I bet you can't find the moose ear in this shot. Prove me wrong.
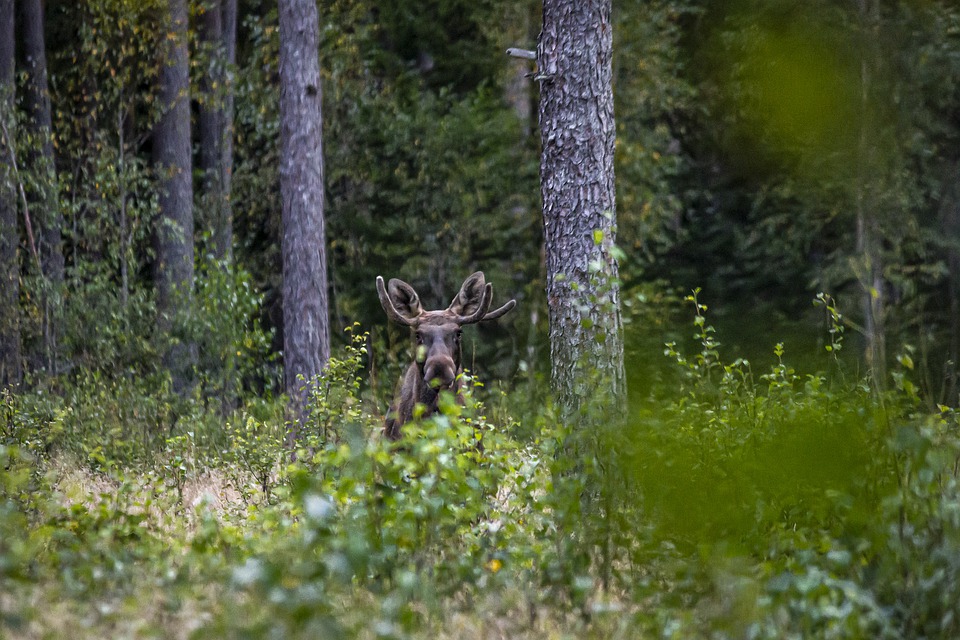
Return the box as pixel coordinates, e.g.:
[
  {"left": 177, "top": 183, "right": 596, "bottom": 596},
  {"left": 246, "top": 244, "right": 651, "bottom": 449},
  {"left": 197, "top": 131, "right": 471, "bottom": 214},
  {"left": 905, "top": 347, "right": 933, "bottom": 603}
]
[
  {"left": 447, "top": 272, "right": 487, "bottom": 316},
  {"left": 386, "top": 278, "right": 423, "bottom": 320}
]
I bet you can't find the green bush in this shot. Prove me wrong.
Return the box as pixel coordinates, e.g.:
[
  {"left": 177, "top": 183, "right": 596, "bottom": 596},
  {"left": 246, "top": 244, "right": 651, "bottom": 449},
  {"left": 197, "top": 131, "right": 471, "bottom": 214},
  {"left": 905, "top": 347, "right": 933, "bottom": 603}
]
[
  {"left": 4, "top": 297, "right": 960, "bottom": 638},
  {"left": 574, "top": 292, "right": 960, "bottom": 637}
]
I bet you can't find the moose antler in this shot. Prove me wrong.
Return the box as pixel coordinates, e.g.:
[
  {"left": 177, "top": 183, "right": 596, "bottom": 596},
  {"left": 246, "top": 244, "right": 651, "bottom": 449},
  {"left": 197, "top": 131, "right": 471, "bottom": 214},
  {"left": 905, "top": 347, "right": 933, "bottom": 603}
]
[
  {"left": 376, "top": 276, "right": 419, "bottom": 326},
  {"left": 379, "top": 271, "right": 517, "bottom": 440},
  {"left": 483, "top": 299, "right": 516, "bottom": 321},
  {"left": 450, "top": 283, "right": 493, "bottom": 325}
]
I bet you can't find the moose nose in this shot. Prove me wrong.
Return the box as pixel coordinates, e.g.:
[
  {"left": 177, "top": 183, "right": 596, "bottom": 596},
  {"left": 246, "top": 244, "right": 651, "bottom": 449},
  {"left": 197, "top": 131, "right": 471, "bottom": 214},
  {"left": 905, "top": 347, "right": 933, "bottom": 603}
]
[{"left": 424, "top": 358, "right": 456, "bottom": 390}]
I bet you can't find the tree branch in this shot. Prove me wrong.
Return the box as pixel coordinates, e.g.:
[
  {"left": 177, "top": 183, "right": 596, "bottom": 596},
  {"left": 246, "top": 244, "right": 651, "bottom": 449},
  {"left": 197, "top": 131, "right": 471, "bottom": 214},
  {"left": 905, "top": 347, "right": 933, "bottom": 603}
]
[{"left": 0, "top": 117, "right": 42, "bottom": 274}]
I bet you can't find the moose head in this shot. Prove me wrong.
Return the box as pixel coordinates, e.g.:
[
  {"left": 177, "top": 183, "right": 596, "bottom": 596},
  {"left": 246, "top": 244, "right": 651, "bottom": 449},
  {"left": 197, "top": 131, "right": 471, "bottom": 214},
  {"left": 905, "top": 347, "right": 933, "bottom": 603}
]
[{"left": 377, "top": 271, "right": 516, "bottom": 440}]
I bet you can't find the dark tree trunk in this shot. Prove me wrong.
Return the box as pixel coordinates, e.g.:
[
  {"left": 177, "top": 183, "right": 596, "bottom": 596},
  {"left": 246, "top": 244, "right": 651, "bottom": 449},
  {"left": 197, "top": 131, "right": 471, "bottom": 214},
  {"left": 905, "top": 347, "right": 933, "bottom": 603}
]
[
  {"left": 279, "top": 0, "right": 330, "bottom": 442},
  {"left": 220, "top": 0, "right": 237, "bottom": 262},
  {"left": 199, "top": 0, "right": 231, "bottom": 261},
  {"left": 200, "top": 0, "right": 237, "bottom": 411},
  {"left": 0, "top": 0, "right": 21, "bottom": 388},
  {"left": 153, "top": 0, "right": 196, "bottom": 396},
  {"left": 537, "top": 0, "right": 625, "bottom": 416},
  {"left": 944, "top": 178, "right": 960, "bottom": 405},
  {"left": 19, "top": 0, "right": 62, "bottom": 375}
]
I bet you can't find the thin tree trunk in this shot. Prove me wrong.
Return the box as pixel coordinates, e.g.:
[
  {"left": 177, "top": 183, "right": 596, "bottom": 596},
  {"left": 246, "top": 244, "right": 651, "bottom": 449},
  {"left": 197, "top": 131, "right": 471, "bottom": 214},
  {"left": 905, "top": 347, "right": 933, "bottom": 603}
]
[
  {"left": 939, "top": 162, "right": 960, "bottom": 404},
  {"left": 537, "top": 0, "right": 626, "bottom": 416},
  {"left": 19, "top": 0, "right": 62, "bottom": 375},
  {"left": 203, "top": 0, "right": 238, "bottom": 411},
  {"left": 945, "top": 208, "right": 960, "bottom": 405},
  {"left": 0, "top": 0, "right": 21, "bottom": 388},
  {"left": 220, "top": 0, "right": 237, "bottom": 263},
  {"left": 118, "top": 106, "right": 129, "bottom": 310},
  {"left": 199, "top": 0, "right": 230, "bottom": 261},
  {"left": 505, "top": 2, "right": 534, "bottom": 137},
  {"left": 154, "top": 0, "right": 196, "bottom": 396},
  {"left": 856, "top": 0, "right": 886, "bottom": 387},
  {"left": 279, "top": 0, "right": 330, "bottom": 443}
]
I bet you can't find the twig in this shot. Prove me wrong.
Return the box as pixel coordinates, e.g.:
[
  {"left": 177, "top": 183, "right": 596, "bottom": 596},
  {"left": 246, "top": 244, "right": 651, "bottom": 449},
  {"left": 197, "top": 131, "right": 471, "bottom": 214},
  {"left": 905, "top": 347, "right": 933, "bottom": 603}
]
[{"left": 506, "top": 47, "right": 537, "bottom": 60}]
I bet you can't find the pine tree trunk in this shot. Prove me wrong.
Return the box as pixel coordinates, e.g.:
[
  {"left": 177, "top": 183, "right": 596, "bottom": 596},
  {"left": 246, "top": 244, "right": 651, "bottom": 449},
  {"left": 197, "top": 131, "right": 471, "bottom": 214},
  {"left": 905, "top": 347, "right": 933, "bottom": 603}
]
[
  {"left": 942, "top": 166, "right": 960, "bottom": 404},
  {"left": 857, "top": 0, "right": 886, "bottom": 387},
  {"left": 220, "top": 0, "right": 237, "bottom": 263},
  {"left": 505, "top": 2, "right": 534, "bottom": 137},
  {"left": 0, "top": 0, "right": 21, "bottom": 388},
  {"left": 279, "top": 0, "right": 331, "bottom": 441},
  {"left": 153, "top": 0, "right": 196, "bottom": 396},
  {"left": 199, "top": 0, "right": 230, "bottom": 261},
  {"left": 19, "top": 0, "right": 62, "bottom": 375},
  {"left": 201, "top": 0, "right": 238, "bottom": 411},
  {"left": 537, "top": 0, "right": 626, "bottom": 416}
]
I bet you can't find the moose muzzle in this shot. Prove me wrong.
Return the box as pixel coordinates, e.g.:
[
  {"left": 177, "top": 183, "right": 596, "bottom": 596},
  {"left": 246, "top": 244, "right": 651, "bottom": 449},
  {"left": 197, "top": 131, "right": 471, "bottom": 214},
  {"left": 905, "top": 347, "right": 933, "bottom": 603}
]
[{"left": 423, "top": 354, "right": 457, "bottom": 391}]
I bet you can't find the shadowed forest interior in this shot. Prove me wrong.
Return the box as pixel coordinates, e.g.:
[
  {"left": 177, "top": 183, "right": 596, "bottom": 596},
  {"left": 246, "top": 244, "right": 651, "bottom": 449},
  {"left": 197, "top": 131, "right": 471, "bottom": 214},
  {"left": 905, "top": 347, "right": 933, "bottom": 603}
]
[{"left": 3, "top": 1, "right": 960, "bottom": 637}]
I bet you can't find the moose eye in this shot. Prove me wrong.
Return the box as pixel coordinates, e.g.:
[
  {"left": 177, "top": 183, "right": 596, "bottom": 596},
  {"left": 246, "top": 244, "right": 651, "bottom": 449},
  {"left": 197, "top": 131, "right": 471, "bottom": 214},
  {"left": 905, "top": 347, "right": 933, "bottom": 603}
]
[
  {"left": 415, "top": 332, "right": 424, "bottom": 345},
  {"left": 455, "top": 331, "right": 462, "bottom": 343}
]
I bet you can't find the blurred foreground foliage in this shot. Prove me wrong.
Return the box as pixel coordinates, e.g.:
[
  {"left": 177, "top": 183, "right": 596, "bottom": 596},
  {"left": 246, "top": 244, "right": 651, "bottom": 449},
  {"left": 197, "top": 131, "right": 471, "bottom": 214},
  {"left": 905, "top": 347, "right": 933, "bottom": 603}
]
[
  {"left": 3, "top": 303, "right": 960, "bottom": 638},
  {"left": 5, "top": 0, "right": 960, "bottom": 636}
]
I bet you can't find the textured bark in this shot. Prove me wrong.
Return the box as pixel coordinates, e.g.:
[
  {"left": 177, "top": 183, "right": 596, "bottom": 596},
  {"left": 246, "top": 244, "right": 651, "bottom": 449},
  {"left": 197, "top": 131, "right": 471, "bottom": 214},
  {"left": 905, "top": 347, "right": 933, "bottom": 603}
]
[
  {"left": 537, "top": 0, "right": 625, "bottom": 415},
  {"left": 153, "top": 0, "right": 196, "bottom": 395},
  {"left": 0, "top": 0, "right": 21, "bottom": 388},
  {"left": 279, "top": 0, "right": 330, "bottom": 439},
  {"left": 199, "top": 0, "right": 231, "bottom": 261},
  {"left": 19, "top": 0, "right": 62, "bottom": 374}
]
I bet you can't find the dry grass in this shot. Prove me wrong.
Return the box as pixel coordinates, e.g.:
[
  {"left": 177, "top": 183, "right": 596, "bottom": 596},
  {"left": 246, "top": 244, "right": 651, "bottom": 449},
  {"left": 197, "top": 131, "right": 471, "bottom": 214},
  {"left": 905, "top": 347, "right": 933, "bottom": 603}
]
[{"left": 45, "top": 453, "right": 250, "bottom": 526}]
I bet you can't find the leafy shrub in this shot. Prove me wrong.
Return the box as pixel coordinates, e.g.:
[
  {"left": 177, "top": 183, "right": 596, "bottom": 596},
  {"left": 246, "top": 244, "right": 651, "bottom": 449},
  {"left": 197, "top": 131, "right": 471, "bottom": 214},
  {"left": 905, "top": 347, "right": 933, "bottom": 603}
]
[
  {"left": 6, "top": 295, "right": 960, "bottom": 638},
  {"left": 569, "top": 292, "right": 960, "bottom": 637},
  {"left": 223, "top": 413, "right": 285, "bottom": 503},
  {"left": 194, "top": 330, "right": 553, "bottom": 637},
  {"left": 190, "top": 258, "right": 279, "bottom": 412}
]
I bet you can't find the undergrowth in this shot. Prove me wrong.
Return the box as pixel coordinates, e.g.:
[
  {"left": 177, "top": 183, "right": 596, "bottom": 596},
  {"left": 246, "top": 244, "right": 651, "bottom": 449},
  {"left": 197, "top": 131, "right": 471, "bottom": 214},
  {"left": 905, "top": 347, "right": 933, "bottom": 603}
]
[{"left": 2, "top": 298, "right": 960, "bottom": 638}]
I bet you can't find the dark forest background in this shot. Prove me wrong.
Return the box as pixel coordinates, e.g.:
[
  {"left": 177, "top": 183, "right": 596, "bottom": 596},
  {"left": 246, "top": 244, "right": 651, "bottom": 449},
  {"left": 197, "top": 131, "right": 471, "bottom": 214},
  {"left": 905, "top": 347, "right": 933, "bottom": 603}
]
[{"left": 3, "top": 0, "right": 960, "bottom": 408}]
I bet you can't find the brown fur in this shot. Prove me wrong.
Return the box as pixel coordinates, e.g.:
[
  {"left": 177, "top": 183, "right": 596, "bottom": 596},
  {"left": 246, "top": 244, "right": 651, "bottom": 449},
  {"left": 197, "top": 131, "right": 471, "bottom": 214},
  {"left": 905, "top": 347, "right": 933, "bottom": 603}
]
[{"left": 378, "top": 272, "right": 515, "bottom": 440}]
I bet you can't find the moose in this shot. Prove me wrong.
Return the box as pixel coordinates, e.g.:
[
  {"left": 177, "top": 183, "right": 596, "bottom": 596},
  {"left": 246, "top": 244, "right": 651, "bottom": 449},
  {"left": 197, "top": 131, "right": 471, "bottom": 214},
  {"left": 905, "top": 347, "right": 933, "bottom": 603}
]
[{"left": 377, "top": 272, "right": 516, "bottom": 440}]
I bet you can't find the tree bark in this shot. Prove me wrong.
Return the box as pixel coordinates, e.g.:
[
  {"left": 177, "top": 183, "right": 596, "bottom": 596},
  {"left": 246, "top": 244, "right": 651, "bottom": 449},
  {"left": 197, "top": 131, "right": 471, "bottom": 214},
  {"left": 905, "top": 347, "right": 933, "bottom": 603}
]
[
  {"left": 279, "top": 0, "right": 331, "bottom": 441},
  {"left": 220, "top": 0, "right": 237, "bottom": 262},
  {"left": 199, "top": 0, "right": 231, "bottom": 261},
  {"left": 941, "top": 163, "right": 960, "bottom": 405},
  {"left": 19, "top": 0, "right": 62, "bottom": 375},
  {"left": 0, "top": 0, "right": 21, "bottom": 388},
  {"left": 201, "top": 0, "right": 238, "bottom": 411},
  {"left": 856, "top": 0, "right": 886, "bottom": 387},
  {"left": 505, "top": 2, "right": 535, "bottom": 137},
  {"left": 537, "top": 0, "right": 626, "bottom": 416},
  {"left": 153, "top": 0, "right": 196, "bottom": 396}
]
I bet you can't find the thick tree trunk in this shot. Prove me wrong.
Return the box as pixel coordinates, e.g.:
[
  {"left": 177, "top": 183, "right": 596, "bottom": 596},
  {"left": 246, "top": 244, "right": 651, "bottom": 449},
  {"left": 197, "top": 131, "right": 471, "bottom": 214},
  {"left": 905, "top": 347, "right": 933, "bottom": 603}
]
[
  {"left": 0, "top": 0, "right": 21, "bottom": 388},
  {"left": 199, "top": 0, "right": 231, "bottom": 261},
  {"left": 19, "top": 0, "right": 62, "bottom": 375},
  {"left": 279, "top": 0, "right": 331, "bottom": 440},
  {"left": 537, "top": 0, "right": 626, "bottom": 416},
  {"left": 153, "top": 0, "right": 196, "bottom": 396}
]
